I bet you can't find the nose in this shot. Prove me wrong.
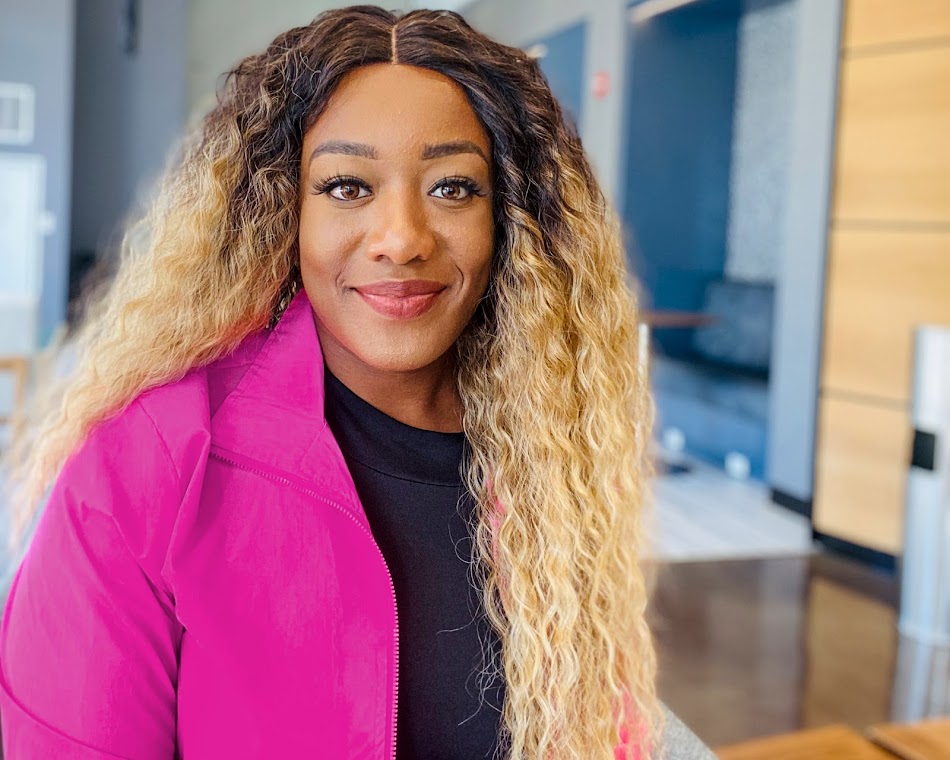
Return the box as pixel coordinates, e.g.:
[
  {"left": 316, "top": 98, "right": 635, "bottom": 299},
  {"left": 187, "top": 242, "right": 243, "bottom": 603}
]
[{"left": 365, "top": 187, "right": 437, "bottom": 265}]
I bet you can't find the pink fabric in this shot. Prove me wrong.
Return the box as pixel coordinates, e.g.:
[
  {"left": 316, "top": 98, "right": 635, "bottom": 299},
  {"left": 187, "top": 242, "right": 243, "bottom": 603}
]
[
  {"left": 0, "top": 292, "right": 394, "bottom": 758},
  {"left": 0, "top": 289, "right": 641, "bottom": 759}
]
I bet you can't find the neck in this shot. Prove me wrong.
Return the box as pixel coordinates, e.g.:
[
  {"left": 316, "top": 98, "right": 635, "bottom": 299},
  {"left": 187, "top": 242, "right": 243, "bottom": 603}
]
[{"left": 319, "top": 337, "right": 464, "bottom": 434}]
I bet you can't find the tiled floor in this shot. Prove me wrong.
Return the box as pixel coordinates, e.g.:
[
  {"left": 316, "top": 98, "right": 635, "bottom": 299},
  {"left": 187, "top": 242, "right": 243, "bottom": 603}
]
[{"left": 648, "top": 455, "right": 815, "bottom": 562}]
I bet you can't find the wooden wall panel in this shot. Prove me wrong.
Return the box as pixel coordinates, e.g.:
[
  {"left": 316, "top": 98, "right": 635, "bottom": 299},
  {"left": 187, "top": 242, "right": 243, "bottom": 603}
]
[
  {"left": 844, "top": 0, "right": 950, "bottom": 51},
  {"left": 814, "top": 396, "right": 912, "bottom": 555},
  {"left": 832, "top": 44, "right": 950, "bottom": 223},
  {"left": 817, "top": 0, "right": 950, "bottom": 556},
  {"left": 821, "top": 229, "right": 950, "bottom": 402}
]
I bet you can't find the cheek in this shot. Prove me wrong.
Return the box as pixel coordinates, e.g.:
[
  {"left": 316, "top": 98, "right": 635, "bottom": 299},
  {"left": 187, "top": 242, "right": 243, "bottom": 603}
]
[
  {"left": 298, "top": 205, "right": 358, "bottom": 282},
  {"left": 456, "top": 216, "right": 494, "bottom": 291},
  {"left": 439, "top": 203, "right": 493, "bottom": 259}
]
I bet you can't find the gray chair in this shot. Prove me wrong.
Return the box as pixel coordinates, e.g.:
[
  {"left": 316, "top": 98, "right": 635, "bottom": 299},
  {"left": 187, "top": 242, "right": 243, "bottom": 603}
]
[{"left": 651, "top": 279, "right": 774, "bottom": 478}]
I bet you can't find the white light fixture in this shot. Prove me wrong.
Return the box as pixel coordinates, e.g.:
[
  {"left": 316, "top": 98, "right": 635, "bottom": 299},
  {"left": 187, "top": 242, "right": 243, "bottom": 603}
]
[
  {"left": 630, "top": 0, "right": 701, "bottom": 23},
  {"left": 525, "top": 43, "right": 548, "bottom": 60}
]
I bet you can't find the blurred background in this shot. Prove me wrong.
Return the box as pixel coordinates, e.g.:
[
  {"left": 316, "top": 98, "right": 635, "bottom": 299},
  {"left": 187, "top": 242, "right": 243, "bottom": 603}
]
[{"left": 1, "top": 0, "right": 949, "bottom": 756}]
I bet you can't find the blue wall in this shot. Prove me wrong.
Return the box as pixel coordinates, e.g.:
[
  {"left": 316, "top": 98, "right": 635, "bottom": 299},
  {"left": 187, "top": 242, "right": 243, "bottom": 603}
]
[
  {"left": 528, "top": 21, "right": 587, "bottom": 134},
  {"left": 621, "top": 5, "right": 739, "bottom": 356}
]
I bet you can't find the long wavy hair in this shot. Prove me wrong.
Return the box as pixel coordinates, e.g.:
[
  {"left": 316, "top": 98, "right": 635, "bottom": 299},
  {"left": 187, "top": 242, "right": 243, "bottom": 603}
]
[{"left": 6, "top": 6, "right": 660, "bottom": 758}]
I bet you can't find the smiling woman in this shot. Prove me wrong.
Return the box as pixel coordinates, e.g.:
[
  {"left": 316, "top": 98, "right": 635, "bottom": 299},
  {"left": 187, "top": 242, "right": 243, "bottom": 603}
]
[
  {"left": 300, "top": 65, "right": 495, "bottom": 431},
  {"left": 1, "top": 5, "right": 666, "bottom": 760}
]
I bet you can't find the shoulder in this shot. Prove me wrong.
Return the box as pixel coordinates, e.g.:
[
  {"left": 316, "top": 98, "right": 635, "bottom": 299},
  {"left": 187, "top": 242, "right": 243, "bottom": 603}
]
[
  {"left": 122, "top": 325, "right": 272, "bottom": 478},
  {"left": 134, "top": 324, "right": 271, "bottom": 435},
  {"left": 57, "top": 327, "right": 273, "bottom": 581},
  {"left": 54, "top": 382, "right": 204, "bottom": 593}
]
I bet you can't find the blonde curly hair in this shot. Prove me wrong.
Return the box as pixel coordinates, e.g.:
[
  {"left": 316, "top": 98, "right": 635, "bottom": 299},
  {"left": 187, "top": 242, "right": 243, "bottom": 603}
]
[{"left": 6, "top": 6, "right": 661, "bottom": 758}]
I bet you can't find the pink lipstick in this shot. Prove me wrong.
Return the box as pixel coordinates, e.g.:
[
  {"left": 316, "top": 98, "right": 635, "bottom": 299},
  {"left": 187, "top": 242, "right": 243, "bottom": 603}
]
[{"left": 354, "top": 280, "right": 447, "bottom": 320}]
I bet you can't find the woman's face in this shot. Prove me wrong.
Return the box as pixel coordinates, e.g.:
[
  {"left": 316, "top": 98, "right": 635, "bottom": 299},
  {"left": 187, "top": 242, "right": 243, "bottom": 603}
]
[{"left": 298, "top": 64, "right": 494, "bottom": 378}]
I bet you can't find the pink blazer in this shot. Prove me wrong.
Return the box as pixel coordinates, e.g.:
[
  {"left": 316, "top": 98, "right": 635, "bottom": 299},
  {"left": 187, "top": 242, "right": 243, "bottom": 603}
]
[
  {"left": 0, "top": 290, "right": 640, "bottom": 759},
  {"left": 0, "top": 293, "right": 399, "bottom": 760}
]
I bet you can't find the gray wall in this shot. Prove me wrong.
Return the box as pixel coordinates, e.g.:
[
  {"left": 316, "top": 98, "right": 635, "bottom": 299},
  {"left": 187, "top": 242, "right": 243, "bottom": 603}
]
[
  {"left": 464, "top": 0, "right": 628, "bottom": 203},
  {"left": 766, "top": 0, "right": 842, "bottom": 504},
  {"left": 726, "top": 0, "right": 796, "bottom": 283},
  {"left": 187, "top": 0, "right": 412, "bottom": 118},
  {"left": 0, "top": 0, "right": 75, "bottom": 345},
  {"left": 71, "top": 0, "right": 188, "bottom": 257}
]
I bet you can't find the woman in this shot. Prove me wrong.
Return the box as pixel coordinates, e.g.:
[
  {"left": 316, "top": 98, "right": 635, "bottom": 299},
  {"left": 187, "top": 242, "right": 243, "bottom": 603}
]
[{"left": 0, "top": 6, "right": 704, "bottom": 759}]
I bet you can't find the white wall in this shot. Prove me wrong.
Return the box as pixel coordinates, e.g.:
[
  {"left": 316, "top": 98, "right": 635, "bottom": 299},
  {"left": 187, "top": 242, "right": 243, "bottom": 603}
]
[{"left": 726, "top": 0, "right": 796, "bottom": 283}]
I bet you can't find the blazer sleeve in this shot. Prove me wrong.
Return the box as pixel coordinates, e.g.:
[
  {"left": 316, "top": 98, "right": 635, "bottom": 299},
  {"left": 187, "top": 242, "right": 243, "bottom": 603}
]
[{"left": 0, "top": 400, "right": 185, "bottom": 759}]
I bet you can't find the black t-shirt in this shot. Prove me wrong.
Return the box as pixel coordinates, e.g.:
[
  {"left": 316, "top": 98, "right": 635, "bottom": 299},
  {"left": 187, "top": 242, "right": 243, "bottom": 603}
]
[{"left": 323, "top": 367, "right": 505, "bottom": 759}]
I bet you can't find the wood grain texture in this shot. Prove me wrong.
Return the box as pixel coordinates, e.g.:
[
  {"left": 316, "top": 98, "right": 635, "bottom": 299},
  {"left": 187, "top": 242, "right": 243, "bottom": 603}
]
[
  {"left": 821, "top": 0, "right": 950, "bottom": 554},
  {"left": 832, "top": 44, "right": 950, "bottom": 224},
  {"left": 716, "top": 725, "right": 893, "bottom": 760},
  {"left": 844, "top": 0, "right": 950, "bottom": 51},
  {"left": 869, "top": 718, "right": 950, "bottom": 760},
  {"left": 821, "top": 228, "right": 950, "bottom": 403},
  {"left": 813, "top": 396, "right": 912, "bottom": 555}
]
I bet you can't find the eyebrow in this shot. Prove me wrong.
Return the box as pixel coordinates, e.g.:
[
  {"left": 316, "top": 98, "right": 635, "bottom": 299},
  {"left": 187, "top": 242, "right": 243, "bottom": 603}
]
[
  {"left": 309, "top": 140, "right": 378, "bottom": 161},
  {"left": 421, "top": 140, "right": 490, "bottom": 166},
  {"left": 309, "top": 139, "right": 490, "bottom": 167}
]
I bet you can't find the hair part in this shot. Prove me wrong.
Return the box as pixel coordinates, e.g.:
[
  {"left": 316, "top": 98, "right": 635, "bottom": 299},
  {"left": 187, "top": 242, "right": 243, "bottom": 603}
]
[{"left": 5, "top": 7, "right": 661, "bottom": 758}]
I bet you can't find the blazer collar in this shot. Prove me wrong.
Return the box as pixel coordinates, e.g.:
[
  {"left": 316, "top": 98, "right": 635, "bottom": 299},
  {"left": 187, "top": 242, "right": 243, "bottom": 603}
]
[{"left": 210, "top": 289, "right": 364, "bottom": 517}]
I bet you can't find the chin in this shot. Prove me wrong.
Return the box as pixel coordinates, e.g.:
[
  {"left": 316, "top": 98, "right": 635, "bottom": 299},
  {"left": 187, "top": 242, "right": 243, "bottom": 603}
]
[{"left": 346, "top": 335, "right": 450, "bottom": 375}]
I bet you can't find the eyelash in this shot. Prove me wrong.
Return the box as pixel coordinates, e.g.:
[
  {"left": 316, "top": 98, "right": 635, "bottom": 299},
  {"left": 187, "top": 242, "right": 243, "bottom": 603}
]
[
  {"left": 436, "top": 177, "right": 486, "bottom": 199},
  {"left": 309, "top": 174, "right": 486, "bottom": 200},
  {"left": 309, "top": 175, "right": 364, "bottom": 198}
]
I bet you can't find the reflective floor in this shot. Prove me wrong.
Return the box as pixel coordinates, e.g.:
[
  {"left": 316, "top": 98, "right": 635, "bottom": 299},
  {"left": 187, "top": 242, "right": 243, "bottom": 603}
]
[
  {"left": 648, "top": 456, "right": 814, "bottom": 562},
  {"left": 653, "top": 552, "right": 950, "bottom": 748}
]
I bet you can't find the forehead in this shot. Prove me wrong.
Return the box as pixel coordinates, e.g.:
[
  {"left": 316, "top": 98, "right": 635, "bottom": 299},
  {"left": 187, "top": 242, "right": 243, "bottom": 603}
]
[{"left": 304, "top": 64, "right": 491, "bottom": 157}]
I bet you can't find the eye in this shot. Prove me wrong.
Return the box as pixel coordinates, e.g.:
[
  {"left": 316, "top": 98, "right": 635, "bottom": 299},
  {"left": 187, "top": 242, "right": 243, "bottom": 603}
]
[
  {"left": 311, "top": 175, "right": 372, "bottom": 201},
  {"left": 430, "top": 177, "right": 483, "bottom": 201},
  {"left": 330, "top": 182, "right": 369, "bottom": 201}
]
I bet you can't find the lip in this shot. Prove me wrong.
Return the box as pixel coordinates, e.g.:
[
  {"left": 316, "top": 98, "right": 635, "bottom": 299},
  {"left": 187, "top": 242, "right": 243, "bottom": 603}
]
[
  {"left": 355, "top": 280, "right": 448, "bottom": 297},
  {"left": 354, "top": 280, "right": 448, "bottom": 320}
]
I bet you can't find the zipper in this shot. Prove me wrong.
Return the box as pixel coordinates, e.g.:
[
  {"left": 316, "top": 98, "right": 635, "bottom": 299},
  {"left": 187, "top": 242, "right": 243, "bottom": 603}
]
[{"left": 210, "top": 449, "right": 400, "bottom": 759}]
